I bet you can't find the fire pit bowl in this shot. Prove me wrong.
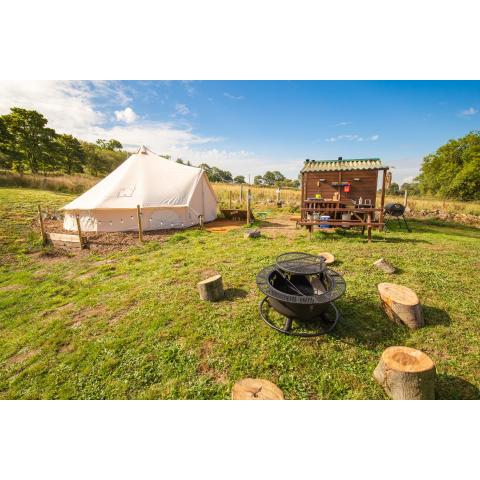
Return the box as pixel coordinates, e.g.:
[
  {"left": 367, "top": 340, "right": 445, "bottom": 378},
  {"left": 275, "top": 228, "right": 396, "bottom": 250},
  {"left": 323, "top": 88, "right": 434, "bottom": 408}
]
[{"left": 256, "top": 253, "right": 346, "bottom": 337}]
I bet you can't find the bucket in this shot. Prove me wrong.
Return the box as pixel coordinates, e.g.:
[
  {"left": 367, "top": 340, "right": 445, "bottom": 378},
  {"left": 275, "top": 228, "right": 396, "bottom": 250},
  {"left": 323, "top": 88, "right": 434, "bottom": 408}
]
[
  {"left": 341, "top": 213, "right": 351, "bottom": 228},
  {"left": 319, "top": 215, "right": 330, "bottom": 228}
]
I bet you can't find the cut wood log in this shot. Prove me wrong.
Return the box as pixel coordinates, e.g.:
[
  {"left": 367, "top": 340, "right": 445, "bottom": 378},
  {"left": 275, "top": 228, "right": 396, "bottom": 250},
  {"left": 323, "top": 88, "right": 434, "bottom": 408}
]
[
  {"left": 197, "top": 274, "right": 224, "bottom": 301},
  {"left": 373, "top": 258, "right": 395, "bottom": 274},
  {"left": 373, "top": 346, "right": 436, "bottom": 399},
  {"left": 244, "top": 229, "right": 261, "bottom": 239},
  {"left": 318, "top": 252, "right": 335, "bottom": 264},
  {"left": 378, "top": 282, "right": 424, "bottom": 329},
  {"left": 231, "top": 378, "right": 284, "bottom": 400}
]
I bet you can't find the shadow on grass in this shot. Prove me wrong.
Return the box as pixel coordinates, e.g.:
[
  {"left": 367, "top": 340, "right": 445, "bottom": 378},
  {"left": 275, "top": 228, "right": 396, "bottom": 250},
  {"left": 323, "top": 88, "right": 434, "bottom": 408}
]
[
  {"left": 436, "top": 374, "right": 479, "bottom": 400},
  {"left": 382, "top": 235, "right": 431, "bottom": 245},
  {"left": 222, "top": 288, "right": 248, "bottom": 301},
  {"left": 424, "top": 305, "right": 451, "bottom": 327},
  {"left": 331, "top": 297, "right": 409, "bottom": 349}
]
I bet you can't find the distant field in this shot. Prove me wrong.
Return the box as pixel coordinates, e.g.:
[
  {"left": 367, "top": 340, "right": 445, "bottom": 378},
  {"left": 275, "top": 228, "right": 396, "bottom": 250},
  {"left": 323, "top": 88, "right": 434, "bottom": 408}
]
[
  {"left": 1, "top": 170, "right": 479, "bottom": 218},
  {"left": 0, "top": 187, "right": 479, "bottom": 399}
]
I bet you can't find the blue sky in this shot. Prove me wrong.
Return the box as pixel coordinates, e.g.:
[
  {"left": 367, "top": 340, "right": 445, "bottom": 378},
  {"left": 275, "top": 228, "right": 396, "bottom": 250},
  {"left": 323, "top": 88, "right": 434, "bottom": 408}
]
[{"left": 1, "top": 80, "right": 479, "bottom": 183}]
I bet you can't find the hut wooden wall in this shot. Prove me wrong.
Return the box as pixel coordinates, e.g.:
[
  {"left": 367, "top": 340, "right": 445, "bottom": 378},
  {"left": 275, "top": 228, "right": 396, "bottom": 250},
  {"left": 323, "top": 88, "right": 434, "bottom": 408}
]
[{"left": 303, "top": 170, "right": 379, "bottom": 205}]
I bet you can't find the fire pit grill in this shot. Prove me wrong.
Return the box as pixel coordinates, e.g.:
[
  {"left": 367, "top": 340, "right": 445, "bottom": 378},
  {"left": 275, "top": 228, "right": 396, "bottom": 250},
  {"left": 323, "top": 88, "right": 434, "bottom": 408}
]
[
  {"left": 275, "top": 252, "right": 326, "bottom": 276},
  {"left": 256, "top": 253, "right": 346, "bottom": 337}
]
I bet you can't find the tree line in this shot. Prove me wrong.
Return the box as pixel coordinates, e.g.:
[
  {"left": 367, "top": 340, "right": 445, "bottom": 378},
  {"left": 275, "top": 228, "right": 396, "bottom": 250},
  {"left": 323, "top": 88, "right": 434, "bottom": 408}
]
[
  {"left": 383, "top": 131, "right": 479, "bottom": 201},
  {"left": 0, "top": 107, "right": 129, "bottom": 176},
  {"left": 0, "top": 107, "right": 299, "bottom": 188}
]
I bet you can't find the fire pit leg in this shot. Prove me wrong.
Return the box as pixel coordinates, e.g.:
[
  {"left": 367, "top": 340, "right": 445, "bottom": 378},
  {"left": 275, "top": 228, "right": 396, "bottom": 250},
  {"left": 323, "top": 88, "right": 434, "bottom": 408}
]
[{"left": 284, "top": 318, "right": 293, "bottom": 332}]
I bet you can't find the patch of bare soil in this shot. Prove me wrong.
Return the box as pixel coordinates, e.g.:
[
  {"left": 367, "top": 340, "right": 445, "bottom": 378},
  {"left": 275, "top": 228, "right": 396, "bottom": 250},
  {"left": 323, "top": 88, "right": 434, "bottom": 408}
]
[
  {"left": 0, "top": 284, "right": 24, "bottom": 292},
  {"left": 34, "top": 248, "right": 75, "bottom": 263},
  {"left": 70, "top": 304, "right": 108, "bottom": 328},
  {"left": 5, "top": 349, "right": 39, "bottom": 365},
  {"left": 58, "top": 343, "right": 75, "bottom": 354},
  {"left": 204, "top": 219, "right": 243, "bottom": 233},
  {"left": 41, "top": 218, "right": 178, "bottom": 252},
  {"left": 258, "top": 217, "right": 301, "bottom": 238},
  {"left": 197, "top": 339, "right": 227, "bottom": 384},
  {"left": 75, "top": 271, "right": 97, "bottom": 281}
]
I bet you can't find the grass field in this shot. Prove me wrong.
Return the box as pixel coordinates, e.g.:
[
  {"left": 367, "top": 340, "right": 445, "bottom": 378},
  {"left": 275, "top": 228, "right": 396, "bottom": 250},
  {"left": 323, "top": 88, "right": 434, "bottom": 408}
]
[
  {"left": 2, "top": 171, "right": 480, "bottom": 217},
  {"left": 0, "top": 187, "right": 479, "bottom": 399}
]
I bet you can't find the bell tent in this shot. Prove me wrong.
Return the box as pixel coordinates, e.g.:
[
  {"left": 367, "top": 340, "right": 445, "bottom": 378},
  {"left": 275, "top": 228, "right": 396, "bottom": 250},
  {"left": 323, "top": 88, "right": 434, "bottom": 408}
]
[{"left": 62, "top": 146, "right": 217, "bottom": 232}]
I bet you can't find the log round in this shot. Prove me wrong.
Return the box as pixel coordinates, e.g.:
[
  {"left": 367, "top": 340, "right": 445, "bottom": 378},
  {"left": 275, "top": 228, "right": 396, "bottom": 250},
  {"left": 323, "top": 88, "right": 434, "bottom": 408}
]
[
  {"left": 197, "top": 274, "right": 224, "bottom": 301},
  {"left": 378, "top": 282, "right": 424, "bottom": 329},
  {"left": 373, "top": 258, "right": 395, "bottom": 274},
  {"left": 373, "top": 346, "right": 436, "bottom": 400},
  {"left": 318, "top": 252, "right": 335, "bottom": 264},
  {"left": 231, "top": 378, "right": 284, "bottom": 400}
]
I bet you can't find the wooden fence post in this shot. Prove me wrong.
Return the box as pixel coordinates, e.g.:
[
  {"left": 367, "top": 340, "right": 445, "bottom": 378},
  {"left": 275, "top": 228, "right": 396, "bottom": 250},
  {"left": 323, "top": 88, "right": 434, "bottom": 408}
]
[
  {"left": 246, "top": 188, "right": 251, "bottom": 225},
  {"left": 37, "top": 205, "right": 47, "bottom": 246},
  {"left": 199, "top": 214, "right": 204, "bottom": 229},
  {"left": 136, "top": 205, "right": 143, "bottom": 243},
  {"left": 75, "top": 214, "right": 84, "bottom": 248}
]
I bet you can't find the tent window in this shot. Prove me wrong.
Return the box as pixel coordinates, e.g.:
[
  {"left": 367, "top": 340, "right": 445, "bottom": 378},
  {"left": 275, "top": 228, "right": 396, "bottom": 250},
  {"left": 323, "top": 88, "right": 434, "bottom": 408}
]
[{"left": 117, "top": 186, "right": 136, "bottom": 197}]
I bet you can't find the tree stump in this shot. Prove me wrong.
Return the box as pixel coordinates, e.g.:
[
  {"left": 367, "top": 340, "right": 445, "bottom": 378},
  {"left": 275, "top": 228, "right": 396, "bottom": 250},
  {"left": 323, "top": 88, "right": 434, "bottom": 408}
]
[
  {"left": 373, "top": 346, "right": 436, "bottom": 399},
  {"left": 318, "top": 252, "right": 335, "bottom": 264},
  {"left": 373, "top": 258, "right": 395, "bottom": 274},
  {"left": 197, "top": 274, "right": 224, "bottom": 301},
  {"left": 377, "top": 282, "right": 424, "bottom": 329},
  {"left": 231, "top": 378, "right": 284, "bottom": 400}
]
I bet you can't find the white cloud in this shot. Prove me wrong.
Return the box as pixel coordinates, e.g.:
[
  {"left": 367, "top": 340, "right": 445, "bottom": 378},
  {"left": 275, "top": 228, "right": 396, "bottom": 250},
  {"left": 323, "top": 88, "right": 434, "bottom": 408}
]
[
  {"left": 224, "top": 92, "right": 245, "bottom": 100},
  {"left": 0, "top": 80, "right": 105, "bottom": 134},
  {"left": 326, "top": 133, "right": 379, "bottom": 142},
  {"left": 114, "top": 107, "right": 138, "bottom": 123},
  {"left": 174, "top": 103, "right": 190, "bottom": 116},
  {"left": 459, "top": 107, "right": 478, "bottom": 117},
  {"left": 335, "top": 121, "right": 351, "bottom": 126},
  {"left": 0, "top": 80, "right": 297, "bottom": 178}
]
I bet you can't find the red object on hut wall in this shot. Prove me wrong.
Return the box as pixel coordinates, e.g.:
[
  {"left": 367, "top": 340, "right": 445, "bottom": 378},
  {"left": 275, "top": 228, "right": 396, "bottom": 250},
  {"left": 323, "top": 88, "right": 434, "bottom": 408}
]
[{"left": 343, "top": 182, "right": 351, "bottom": 193}]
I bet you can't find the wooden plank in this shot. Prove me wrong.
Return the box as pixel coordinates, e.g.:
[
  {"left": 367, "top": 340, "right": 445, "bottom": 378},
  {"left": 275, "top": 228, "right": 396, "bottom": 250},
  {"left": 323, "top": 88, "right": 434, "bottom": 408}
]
[
  {"left": 136, "top": 205, "right": 143, "bottom": 243},
  {"left": 379, "top": 168, "right": 387, "bottom": 230},
  {"left": 47, "top": 232, "right": 86, "bottom": 248},
  {"left": 75, "top": 214, "right": 84, "bottom": 248},
  {"left": 47, "top": 232, "right": 83, "bottom": 243},
  {"left": 37, "top": 205, "right": 47, "bottom": 246}
]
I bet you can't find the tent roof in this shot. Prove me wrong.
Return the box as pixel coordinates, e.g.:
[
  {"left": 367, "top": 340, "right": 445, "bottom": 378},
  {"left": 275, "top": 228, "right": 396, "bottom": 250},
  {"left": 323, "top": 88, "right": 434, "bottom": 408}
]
[{"left": 62, "top": 146, "right": 215, "bottom": 210}]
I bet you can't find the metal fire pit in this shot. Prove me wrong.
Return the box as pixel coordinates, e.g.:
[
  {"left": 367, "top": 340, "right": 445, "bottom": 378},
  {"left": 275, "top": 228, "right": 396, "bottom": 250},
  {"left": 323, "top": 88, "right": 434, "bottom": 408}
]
[{"left": 256, "top": 253, "right": 346, "bottom": 337}]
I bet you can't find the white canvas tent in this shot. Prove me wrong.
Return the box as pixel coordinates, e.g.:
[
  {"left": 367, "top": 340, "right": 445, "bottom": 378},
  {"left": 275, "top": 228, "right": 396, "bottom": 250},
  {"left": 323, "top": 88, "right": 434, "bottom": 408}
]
[{"left": 62, "top": 146, "right": 217, "bottom": 232}]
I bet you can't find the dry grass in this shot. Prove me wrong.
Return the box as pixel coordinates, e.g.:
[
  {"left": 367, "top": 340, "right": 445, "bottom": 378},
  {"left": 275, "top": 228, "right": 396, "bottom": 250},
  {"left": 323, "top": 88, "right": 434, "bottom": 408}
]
[
  {"left": 211, "top": 183, "right": 301, "bottom": 207},
  {"left": 2, "top": 171, "right": 478, "bottom": 217},
  {"left": 0, "top": 171, "right": 99, "bottom": 194}
]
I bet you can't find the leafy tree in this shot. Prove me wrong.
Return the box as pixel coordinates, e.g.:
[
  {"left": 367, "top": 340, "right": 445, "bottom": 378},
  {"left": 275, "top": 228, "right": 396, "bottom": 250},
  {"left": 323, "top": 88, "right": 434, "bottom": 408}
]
[
  {"left": 400, "top": 182, "right": 420, "bottom": 196},
  {"left": 253, "top": 175, "right": 264, "bottom": 185},
  {"left": 386, "top": 182, "right": 400, "bottom": 195},
  {"left": 96, "top": 138, "right": 123, "bottom": 151},
  {"left": 56, "top": 134, "right": 85, "bottom": 175},
  {"left": 0, "top": 116, "right": 16, "bottom": 169},
  {"left": 1, "top": 108, "right": 56, "bottom": 173},
  {"left": 233, "top": 175, "right": 246, "bottom": 184},
  {"left": 417, "top": 131, "right": 480, "bottom": 200}
]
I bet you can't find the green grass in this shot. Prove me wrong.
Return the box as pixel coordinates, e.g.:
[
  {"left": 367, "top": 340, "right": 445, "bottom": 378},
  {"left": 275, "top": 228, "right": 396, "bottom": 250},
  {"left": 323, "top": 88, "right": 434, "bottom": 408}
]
[{"left": 0, "top": 187, "right": 479, "bottom": 399}]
